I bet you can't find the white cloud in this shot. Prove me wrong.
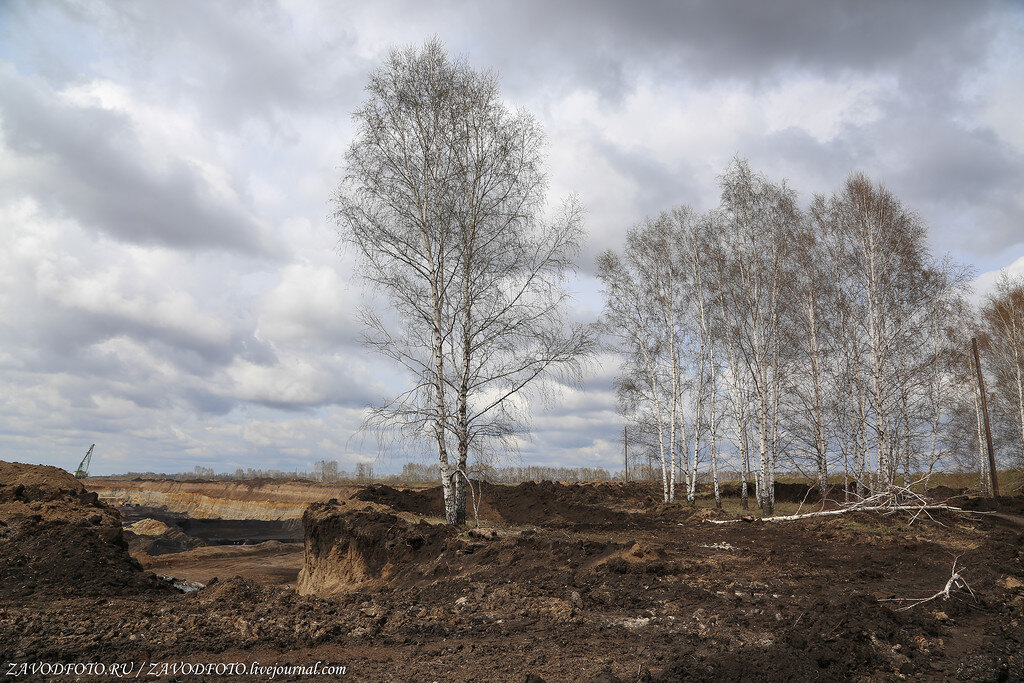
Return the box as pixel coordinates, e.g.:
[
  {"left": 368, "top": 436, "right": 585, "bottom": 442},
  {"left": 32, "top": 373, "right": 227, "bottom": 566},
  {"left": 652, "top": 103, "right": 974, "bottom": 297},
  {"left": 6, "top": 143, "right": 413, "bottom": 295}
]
[
  {"left": 971, "top": 254, "right": 1024, "bottom": 303},
  {"left": 256, "top": 260, "right": 360, "bottom": 345}
]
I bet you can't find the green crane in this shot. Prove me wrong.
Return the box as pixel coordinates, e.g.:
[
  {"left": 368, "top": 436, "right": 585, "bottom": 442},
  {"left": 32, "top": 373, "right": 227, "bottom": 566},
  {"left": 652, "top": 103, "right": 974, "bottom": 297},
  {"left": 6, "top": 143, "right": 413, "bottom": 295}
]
[{"left": 74, "top": 444, "right": 95, "bottom": 479}]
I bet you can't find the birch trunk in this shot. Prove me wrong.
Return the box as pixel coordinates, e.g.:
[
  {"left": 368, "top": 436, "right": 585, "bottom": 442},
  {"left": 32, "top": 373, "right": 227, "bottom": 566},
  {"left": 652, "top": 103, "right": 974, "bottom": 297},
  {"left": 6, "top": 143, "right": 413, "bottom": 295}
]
[
  {"left": 974, "top": 389, "right": 988, "bottom": 493},
  {"left": 806, "top": 293, "right": 829, "bottom": 497},
  {"left": 756, "top": 369, "right": 773, "bottom": 515},
  {"left": 709, "top": 345, "right": 721, "bottom": 508},
  {"left": 1013, "top": 324, "right": 1024, "bottom": 463},
  {"left": 688, "top": 351, "right": 705, "bottom": 504}
]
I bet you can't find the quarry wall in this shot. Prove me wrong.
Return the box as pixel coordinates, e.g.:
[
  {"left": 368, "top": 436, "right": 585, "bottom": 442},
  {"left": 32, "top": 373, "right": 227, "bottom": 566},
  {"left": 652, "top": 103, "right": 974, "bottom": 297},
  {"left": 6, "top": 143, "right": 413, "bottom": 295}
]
[{"left": 86, "top": 478, "right": 357, "bottom": 521}]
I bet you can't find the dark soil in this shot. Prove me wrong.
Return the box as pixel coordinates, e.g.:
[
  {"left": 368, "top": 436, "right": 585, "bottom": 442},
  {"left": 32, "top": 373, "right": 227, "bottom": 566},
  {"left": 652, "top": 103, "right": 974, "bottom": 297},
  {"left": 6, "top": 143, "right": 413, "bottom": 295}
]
[
  {"left": 960, "top": 494, "right": 1024, "bottom": 516},
  {"left": 925, "top": 485, "right": 971, "bottom": 501},
  {"left": 354, "top": 484, "right": 444, "bottom": 517},
  {"left": 356, "top": 480, "right": 681, "bottom": 529},
  {"left": 716, "top": 481, "right": 822, "bottom": 503},
  {"left": 356, "top": 479, "right": 863, "bottom": 524},
  {"left": 298, "top": 504, "right": 454, "bottom": 593},
  {"left": 1, "top": 465, "right": 1023, "bottom": 682},
  {"left": 0, "top": 461, "right": 171, "bottom": 600}
]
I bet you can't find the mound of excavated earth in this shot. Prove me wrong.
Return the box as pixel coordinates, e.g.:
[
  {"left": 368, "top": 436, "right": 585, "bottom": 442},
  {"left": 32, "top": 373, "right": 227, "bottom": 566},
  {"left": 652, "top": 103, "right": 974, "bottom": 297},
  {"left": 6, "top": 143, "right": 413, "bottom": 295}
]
[
  {"left": 0, "top": 461, "right": 169, "bottom": 598},
  {"left": 354, "top": 480, "right": 683, "bottom": 528},
  {"left": 298, "top": 503, "right": 453, "bottom": 595},
  {"left": 123, "top": 517, "right": 207, "bottom": 556},
  {"left": 353, "top": 479, "right": 878, "bottom": 527}
]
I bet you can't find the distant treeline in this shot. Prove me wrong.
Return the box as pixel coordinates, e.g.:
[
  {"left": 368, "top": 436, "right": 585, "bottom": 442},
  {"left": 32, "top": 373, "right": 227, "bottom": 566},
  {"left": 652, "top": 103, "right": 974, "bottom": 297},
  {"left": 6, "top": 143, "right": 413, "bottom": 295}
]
[
  {"left": 106, "top": 461, "right": 998, "bottom": 488},
  {"left": 111, "top": 460, "right": 759, "bottom": 485},
  {"left": 114, "top": 461, "right": 634, "bottom": 484}
]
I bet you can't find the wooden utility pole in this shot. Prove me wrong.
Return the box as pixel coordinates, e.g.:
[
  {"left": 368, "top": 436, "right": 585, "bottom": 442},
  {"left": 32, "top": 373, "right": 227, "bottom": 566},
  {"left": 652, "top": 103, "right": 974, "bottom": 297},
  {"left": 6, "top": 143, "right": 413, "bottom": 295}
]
[
  {"left": 972, "top": 337, "right": 999, "bottom": 497},
  {"left": 623, "top": 426, "right": 628, "bottom": 482}
]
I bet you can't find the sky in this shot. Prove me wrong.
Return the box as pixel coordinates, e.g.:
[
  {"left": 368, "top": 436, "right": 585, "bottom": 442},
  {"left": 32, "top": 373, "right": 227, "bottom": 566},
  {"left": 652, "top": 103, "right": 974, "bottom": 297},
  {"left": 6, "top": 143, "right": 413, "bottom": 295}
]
[{"left": 1, "top": 1, "right": 1022, "bottom": 476}]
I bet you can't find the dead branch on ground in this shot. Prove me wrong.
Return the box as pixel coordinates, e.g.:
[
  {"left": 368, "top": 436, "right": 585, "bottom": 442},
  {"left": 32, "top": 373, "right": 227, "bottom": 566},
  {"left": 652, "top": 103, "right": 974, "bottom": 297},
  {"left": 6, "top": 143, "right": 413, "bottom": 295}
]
[{"left": 879, "top": 557, "right": 976, "bottom": 611}]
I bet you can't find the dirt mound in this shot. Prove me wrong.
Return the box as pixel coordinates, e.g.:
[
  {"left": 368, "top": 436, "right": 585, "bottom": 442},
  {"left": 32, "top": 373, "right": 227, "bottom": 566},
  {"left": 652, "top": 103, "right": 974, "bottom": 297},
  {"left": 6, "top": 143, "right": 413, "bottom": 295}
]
[
  {"left": 354, "top": 484, "right": 443, "bottom": 516},
  {"left": 717, "top": 481, "right": 823, "bottom": 503},
  {"left": 485, "top": 480, "right": 646, "bottom": 526},
  {"left": 299, "top": 500, "right": 675, "bottom": 603},
  {"left": 772, "top": 481, "right": 817, "bottom": 503},
  {"left": 0, "top": 460, "right": 170, "bottom": 599},
  {"left": 200, "top": 574, "right": 275, "bottom": 604},
  {"left": 298, "top": 503, "right": 453, "bottom": 595},
  {"left": 959, "top": 494, "right": 1024, "bottom": 516},
  {"left": 0, "top": 461, "right": 84, "bottom": 491},
  {"left": 125, "top": 526, "right": 207, "bottom": 556},
  {"left": 354, "top": 480, "right": 669, "bottom": 528},
  {"left": 927, "top": 485, "right": 970, "bottom": 501},
  {"left": 0, "top": 461, "right": 106, "bottom": 523},
  {"left": 126, "top": 517, "right": 173, "bottom": 535}
]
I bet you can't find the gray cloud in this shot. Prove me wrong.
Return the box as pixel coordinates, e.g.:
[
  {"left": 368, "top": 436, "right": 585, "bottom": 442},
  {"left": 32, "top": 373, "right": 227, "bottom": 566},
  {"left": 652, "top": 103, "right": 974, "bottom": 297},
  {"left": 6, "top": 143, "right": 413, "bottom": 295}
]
[
  {"left": 0, "top": 66, "right": 277, "bottom": 255},
  {"left": 2, "top": 0, "right": 366, "bottom": 133},
  {"left": 449, "top": 0, "right": 1000, "bottom": 100}
]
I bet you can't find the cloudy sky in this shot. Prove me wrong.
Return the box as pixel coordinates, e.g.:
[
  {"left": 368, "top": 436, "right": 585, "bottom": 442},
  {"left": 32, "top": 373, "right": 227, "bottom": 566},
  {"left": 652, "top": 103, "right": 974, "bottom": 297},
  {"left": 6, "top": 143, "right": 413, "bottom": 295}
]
[{"left": 1, "top": 1, "right": 1022, "bottom": 476}]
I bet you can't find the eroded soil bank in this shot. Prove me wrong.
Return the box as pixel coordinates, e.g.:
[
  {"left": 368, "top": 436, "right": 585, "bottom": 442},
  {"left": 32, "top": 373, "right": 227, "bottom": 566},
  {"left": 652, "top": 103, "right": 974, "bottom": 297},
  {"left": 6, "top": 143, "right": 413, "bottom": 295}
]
[{"left": 2, "top": 466, "right": 1022, "bottom": 681}]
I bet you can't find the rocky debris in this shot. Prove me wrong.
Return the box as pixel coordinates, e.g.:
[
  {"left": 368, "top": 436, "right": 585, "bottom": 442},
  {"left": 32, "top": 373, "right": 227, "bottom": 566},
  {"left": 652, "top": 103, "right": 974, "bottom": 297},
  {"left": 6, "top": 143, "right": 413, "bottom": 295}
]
[
  {"left": 159, "top": 575, "right": 205, "bottom": 592},
  {"left": 0, "top": 460, "right": 170, "bottom": 599}
]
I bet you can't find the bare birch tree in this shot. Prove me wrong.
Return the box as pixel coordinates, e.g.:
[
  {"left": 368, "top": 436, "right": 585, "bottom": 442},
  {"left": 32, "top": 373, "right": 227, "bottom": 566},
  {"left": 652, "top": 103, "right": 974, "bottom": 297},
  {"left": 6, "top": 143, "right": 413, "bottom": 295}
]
[
  {"left": 789, "top": 214, "right": 835, "bottom": 497},
  {"left": 979, "top": 272, "right": 1024, "bottom": 467},
  {"left": 334, "top": 39, "right": 594, "bottom": 525},
  {"left": 597, "top": 215, "right": 686, "bottom": 503},
  {"left": 715, "top": 160, "right": 799, "bottom": 515}
]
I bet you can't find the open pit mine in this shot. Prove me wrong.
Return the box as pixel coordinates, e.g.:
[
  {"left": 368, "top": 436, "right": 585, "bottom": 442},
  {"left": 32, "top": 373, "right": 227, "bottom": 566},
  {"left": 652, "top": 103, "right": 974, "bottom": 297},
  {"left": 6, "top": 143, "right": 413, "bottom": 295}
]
[{"left": 1, "top": 461, "right": 1023, "bottom": 681}]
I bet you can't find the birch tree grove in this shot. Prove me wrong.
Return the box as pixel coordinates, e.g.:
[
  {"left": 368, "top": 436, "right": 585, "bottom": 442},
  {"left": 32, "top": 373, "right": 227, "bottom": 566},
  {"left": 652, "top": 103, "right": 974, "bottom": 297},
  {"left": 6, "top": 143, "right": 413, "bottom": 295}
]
[
  {"left": 600, "top": 160, "right": 973, "bottom": 512},
  {"left": 334, "top": 40, "right": 594, "bottom": 526}
]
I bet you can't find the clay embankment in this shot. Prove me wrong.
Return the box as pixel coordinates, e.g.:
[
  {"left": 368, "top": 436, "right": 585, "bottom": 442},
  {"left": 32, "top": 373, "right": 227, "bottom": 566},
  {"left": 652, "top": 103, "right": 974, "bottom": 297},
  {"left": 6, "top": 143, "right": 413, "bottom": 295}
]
[{"left": 86, "top": 478, "right": 358, "bottom": 521}]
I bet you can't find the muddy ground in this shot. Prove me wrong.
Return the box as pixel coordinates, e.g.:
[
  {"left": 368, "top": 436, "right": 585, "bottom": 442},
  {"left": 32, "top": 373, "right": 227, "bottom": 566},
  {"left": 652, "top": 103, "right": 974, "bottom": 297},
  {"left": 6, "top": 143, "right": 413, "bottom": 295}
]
[{"left": 1, "top": 463, "right": 1023, "bottom": 681}]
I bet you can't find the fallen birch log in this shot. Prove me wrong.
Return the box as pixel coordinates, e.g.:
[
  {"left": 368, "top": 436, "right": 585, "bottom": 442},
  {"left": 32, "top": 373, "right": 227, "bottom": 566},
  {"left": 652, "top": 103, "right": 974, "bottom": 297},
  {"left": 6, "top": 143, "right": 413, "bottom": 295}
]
[{"left": 707, "top": 504, "right": 965, "bottom": 524}]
